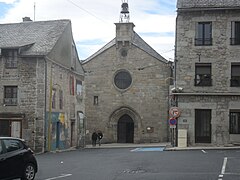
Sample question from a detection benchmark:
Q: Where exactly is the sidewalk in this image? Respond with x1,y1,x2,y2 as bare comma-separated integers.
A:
85,142,240,151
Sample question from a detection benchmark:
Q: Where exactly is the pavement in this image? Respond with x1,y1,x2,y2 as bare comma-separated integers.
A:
85,142,240,151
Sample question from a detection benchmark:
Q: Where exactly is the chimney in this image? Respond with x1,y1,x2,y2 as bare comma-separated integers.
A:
22,17,32,22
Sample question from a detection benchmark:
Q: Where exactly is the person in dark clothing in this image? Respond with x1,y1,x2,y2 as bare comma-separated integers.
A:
92,131,98,147
97,130,103,146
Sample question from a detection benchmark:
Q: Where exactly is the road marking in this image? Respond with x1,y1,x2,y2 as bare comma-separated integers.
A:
221,157,228,175
218,157,227,180
131,147,165,152
201,150,207,153
44,174,72,180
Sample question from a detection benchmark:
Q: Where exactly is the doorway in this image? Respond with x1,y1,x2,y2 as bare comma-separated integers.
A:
117,114,134,143
195,109,211,143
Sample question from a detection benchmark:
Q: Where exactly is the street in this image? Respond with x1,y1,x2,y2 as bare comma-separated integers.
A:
35,148,240,180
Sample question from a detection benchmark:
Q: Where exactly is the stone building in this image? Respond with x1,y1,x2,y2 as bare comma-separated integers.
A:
175,0,240,146
0,19,84,152
82,3,172,144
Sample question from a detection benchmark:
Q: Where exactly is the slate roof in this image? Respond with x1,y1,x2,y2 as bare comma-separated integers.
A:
83,31,168,64
177,0,240,9
0,19,70,56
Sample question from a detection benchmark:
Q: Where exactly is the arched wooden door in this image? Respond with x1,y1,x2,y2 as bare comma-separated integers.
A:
117,114,134,143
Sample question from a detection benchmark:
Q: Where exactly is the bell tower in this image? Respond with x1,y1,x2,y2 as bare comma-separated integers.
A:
119,0,130,23
116,0,134,48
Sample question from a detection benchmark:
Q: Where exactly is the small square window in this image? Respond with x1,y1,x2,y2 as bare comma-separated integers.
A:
195,63,212,86
4,86,18,105
2,49,18,68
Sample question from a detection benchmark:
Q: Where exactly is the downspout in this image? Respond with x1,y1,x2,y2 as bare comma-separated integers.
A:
43,57,48,152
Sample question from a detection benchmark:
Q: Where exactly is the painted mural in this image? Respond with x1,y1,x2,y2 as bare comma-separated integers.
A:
46,112,69,151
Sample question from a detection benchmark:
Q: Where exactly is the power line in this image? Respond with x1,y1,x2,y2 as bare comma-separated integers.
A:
66,0,109,24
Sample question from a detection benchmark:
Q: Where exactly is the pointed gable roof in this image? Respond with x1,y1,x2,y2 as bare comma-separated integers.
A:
83,31,167,64
0,19,70,56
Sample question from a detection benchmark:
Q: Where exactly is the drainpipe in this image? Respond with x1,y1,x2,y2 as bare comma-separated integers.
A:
44,57,48,152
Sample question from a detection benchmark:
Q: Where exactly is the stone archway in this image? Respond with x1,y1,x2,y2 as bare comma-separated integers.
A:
109,106,142,143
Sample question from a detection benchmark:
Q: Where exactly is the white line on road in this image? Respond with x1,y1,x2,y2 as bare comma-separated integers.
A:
44,174,72,180
221,157,228,175
201,150,207,153
218,157,228,180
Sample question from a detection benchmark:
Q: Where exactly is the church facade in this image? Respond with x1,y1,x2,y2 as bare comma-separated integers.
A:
82,21,172,144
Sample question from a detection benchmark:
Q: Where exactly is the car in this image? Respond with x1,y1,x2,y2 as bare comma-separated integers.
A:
0,137,38,180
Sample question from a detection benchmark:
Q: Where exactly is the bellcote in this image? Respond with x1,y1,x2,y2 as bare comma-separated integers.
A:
115,22,135,48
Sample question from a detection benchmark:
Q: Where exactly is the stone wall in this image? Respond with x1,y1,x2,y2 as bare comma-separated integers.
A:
83,44,171,144
177,0,240,9
176,4,240,145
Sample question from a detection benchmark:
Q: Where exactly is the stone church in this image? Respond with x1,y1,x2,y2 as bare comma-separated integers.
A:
82,2,172,144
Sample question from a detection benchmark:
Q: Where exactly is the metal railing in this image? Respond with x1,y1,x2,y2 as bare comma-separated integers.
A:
4,98,17,105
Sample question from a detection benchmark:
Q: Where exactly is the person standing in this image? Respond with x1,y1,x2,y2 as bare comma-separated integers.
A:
97,130,103,146
91,130,98,147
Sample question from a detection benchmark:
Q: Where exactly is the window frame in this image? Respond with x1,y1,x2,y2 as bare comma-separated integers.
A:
3,139,24,153
59,89,63,110
195,22,212,46
114,70,132,90
94,96,98,105
52,88,56,109
230,63,240,87
69,75,75,95
2,49,18,69
4,86,18,106
76,80,82,96
229,110,240,134
195,63,212,86
230,21,240,45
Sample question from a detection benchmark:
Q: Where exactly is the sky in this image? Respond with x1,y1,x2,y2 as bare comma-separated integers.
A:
0,0,177,61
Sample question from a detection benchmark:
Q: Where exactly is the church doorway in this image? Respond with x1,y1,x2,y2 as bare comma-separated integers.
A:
117,114,134,143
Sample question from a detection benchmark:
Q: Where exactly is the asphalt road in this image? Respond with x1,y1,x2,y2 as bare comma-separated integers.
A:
34,148,240,180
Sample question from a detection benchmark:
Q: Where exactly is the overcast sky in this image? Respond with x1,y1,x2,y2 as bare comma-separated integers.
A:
0,0,177,61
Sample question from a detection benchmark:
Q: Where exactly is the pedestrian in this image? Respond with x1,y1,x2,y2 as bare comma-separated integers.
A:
91,130,98,147
97,130,103,146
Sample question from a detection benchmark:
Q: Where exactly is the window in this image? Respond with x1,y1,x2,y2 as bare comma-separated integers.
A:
230,21,240,45
59,89,63,110
195,64,212,86
0,120,22,137
195,22,212,46
114,70,132,90
94,96,98,105
230,110,240,134
2,49,18,68
231,63,240,87
76,80,82,96
3,139,23,153
4,86,18,105
69,76,75,95
0,120,10,136
52,88,56,109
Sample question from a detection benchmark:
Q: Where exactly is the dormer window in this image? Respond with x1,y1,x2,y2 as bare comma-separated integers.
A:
2,49,18,68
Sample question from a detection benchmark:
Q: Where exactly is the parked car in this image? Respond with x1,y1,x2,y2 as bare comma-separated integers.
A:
0,137,38,180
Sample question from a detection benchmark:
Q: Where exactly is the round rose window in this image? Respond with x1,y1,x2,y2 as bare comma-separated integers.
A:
114,70,132,90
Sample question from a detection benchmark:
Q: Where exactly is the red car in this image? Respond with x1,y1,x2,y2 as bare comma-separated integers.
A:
0,137,38,180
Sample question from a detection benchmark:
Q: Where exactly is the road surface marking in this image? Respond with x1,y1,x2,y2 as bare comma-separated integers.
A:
218,157,227,180
44,174,72,180
221,157,228,175
201,150,207,153
131,147,165,152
